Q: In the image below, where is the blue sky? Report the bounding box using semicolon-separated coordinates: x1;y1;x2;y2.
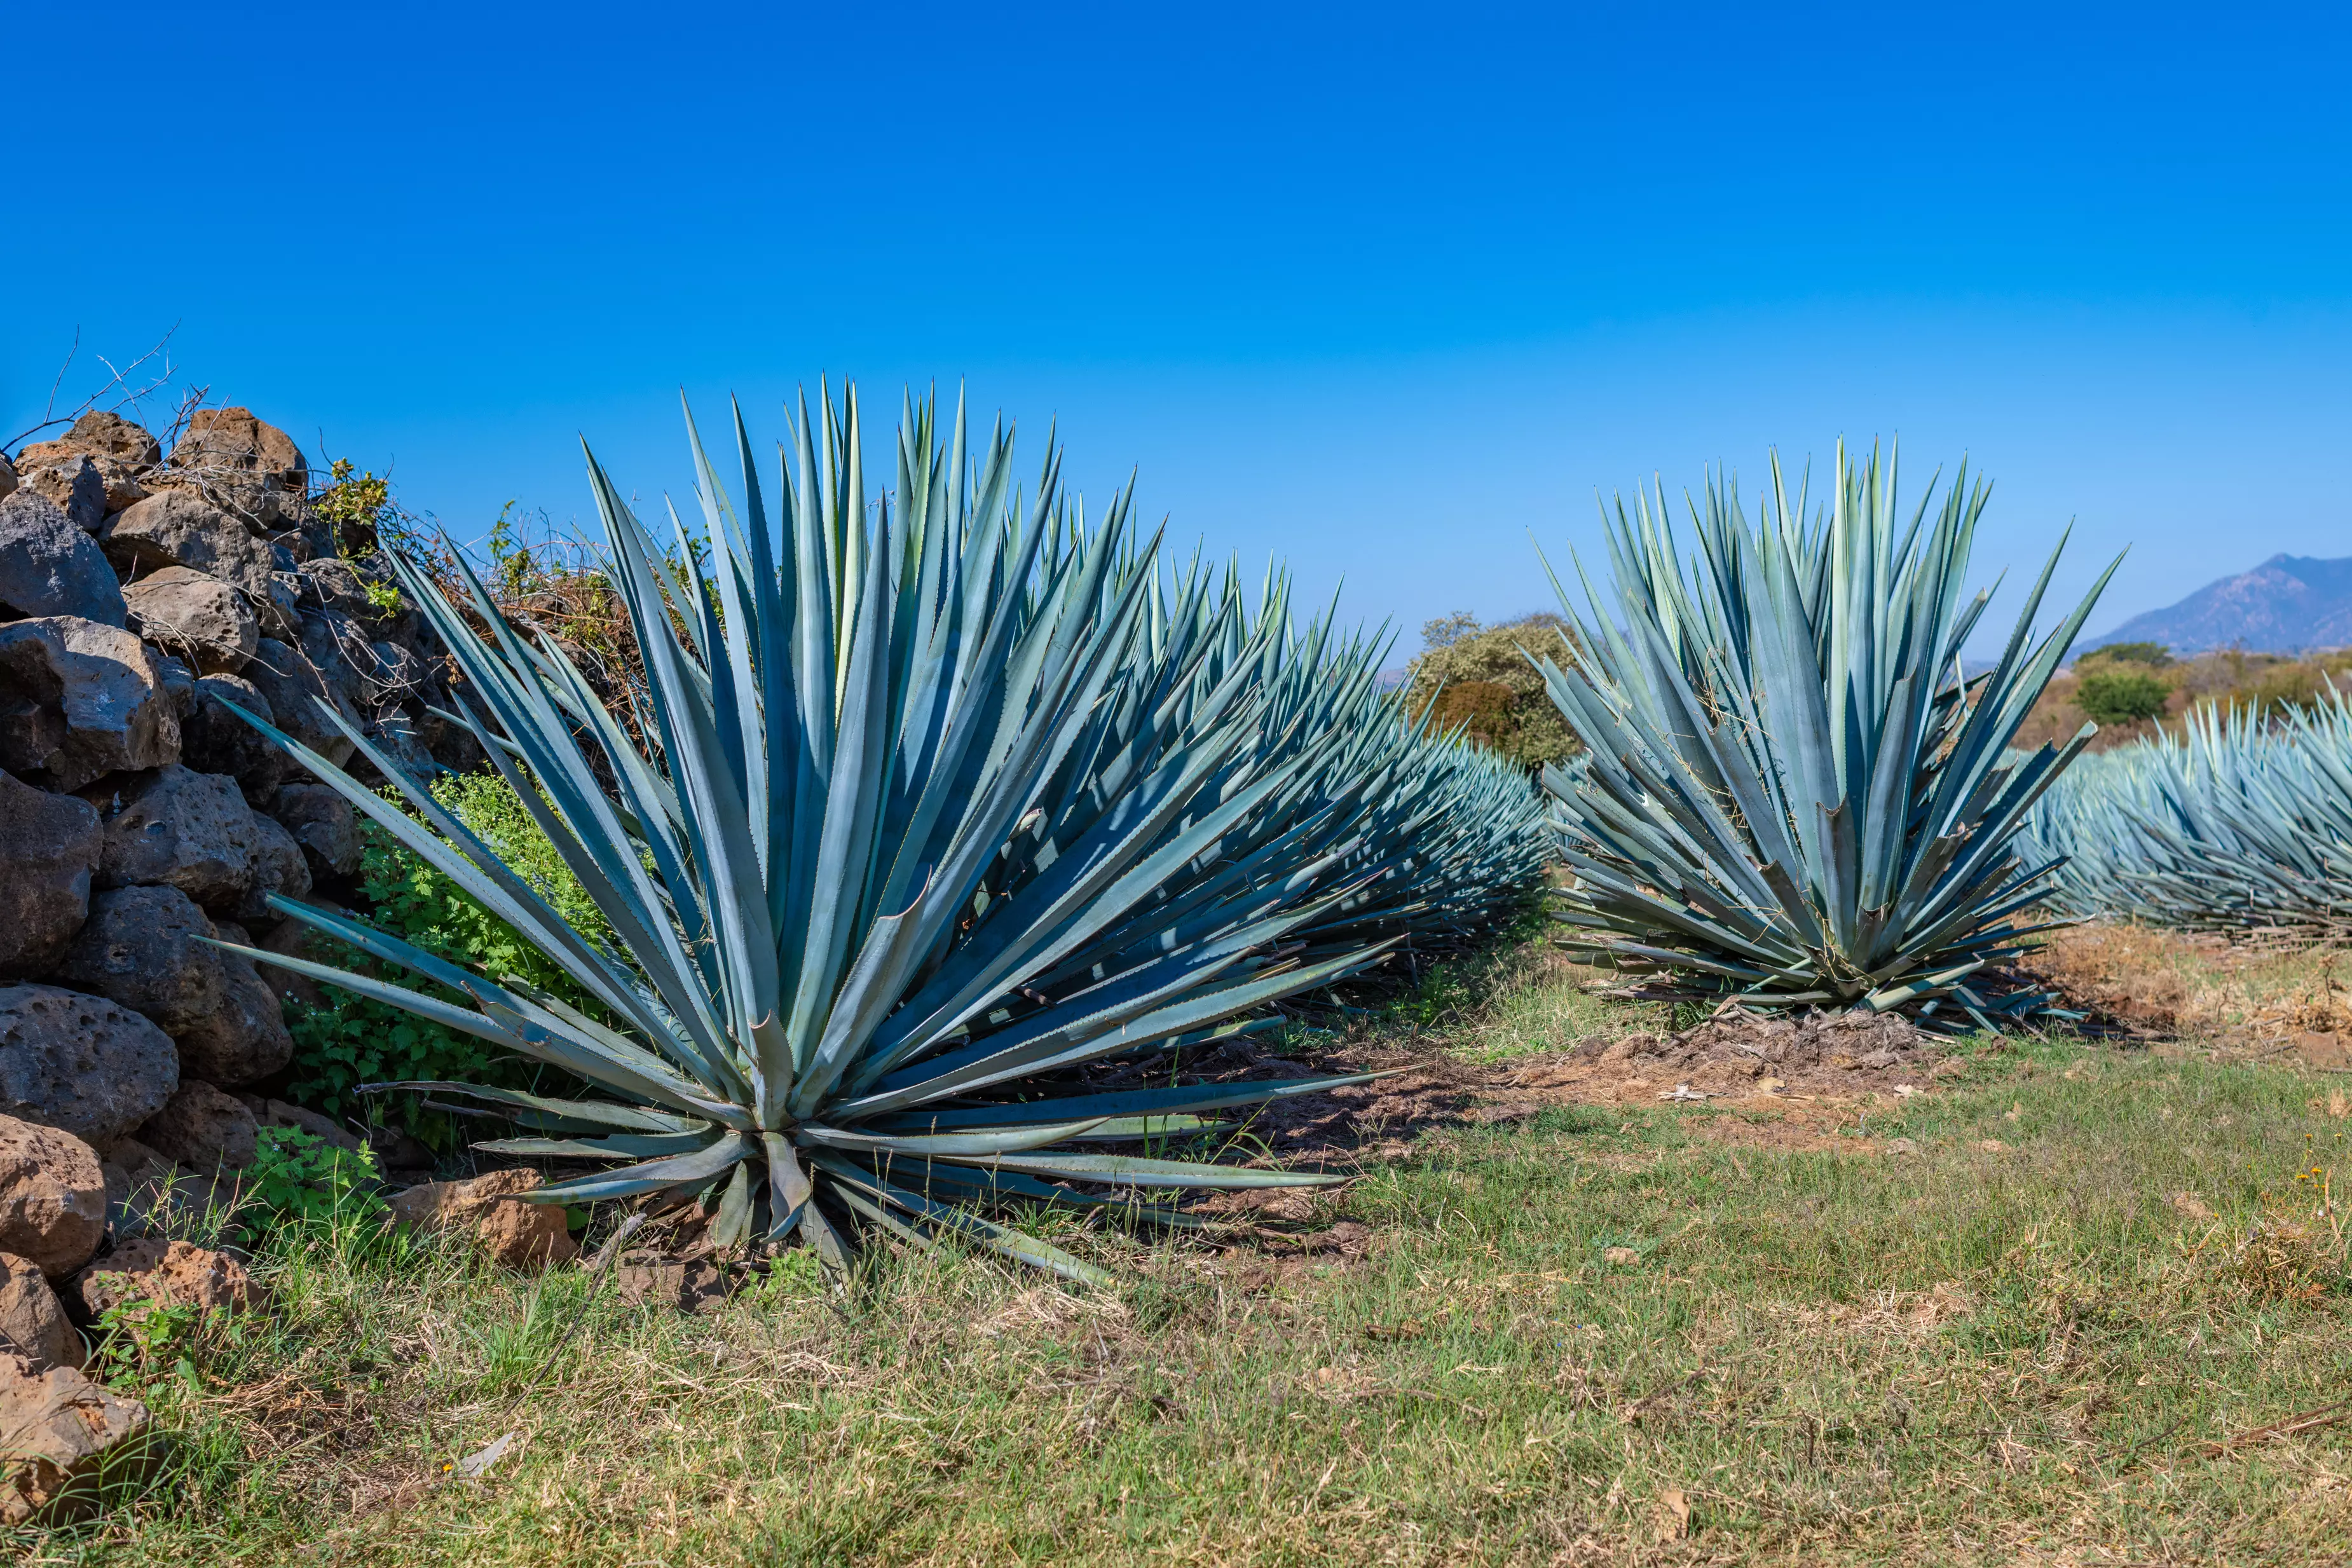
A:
9;2;2348;657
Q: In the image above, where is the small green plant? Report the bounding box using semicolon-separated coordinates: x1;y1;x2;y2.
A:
284;771;613;1139
315;456;398;552
240;1126;390;1236
362;578;404;617
2075;665;2171;726
89;1292;205;1386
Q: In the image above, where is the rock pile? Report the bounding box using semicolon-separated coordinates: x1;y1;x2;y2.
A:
0;406;499;1512
0;405;481;1197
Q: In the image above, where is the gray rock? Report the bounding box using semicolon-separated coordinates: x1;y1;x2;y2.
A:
297;610;372;715
418;704;486;774
0;491;126;627
98;491;285;636
0;770;100;981
53;887;222;1037
0;617;179;791
88;765;268;915
138;1081;257;1172
0;984;179;1147
121;566;258;676
165;409;307;534
240;638;358;767
177;674;291;803
271;782;360;880
294;557;374;620
188;922;294;1084
0;1116;105;1281
18;458;106;534
0;455;15;502
236;811;311;924
366;639;430;704
360;709;437;785
252;911;334;1012
150;654;196;718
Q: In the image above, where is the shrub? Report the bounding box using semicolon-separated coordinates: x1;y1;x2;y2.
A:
240;1126;390;1235
2075;666;2171;726
1404;614;1580;772
284;771;610;1138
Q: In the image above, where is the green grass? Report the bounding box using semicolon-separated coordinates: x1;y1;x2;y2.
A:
22;978;2352;1566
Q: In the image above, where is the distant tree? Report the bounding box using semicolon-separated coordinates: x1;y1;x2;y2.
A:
1421;610;1482;651
2075;666;2171;726
1403;613;1580;773
2086;640;2173;668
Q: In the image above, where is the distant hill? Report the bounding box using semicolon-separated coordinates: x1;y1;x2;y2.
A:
2078;554;2352;656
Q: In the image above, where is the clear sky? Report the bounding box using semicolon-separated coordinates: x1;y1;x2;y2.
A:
9;2;2348;658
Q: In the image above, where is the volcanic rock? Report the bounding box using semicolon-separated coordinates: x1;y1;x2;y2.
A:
0;1116;104;1279
0;985;178;1147
121;566;258;675
0;617;178;791
0;1349;156;1526
137;1081;257;1173
0;769;100;980
0;491;126;627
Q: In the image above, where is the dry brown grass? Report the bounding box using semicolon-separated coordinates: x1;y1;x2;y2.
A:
2027;922;2352;1068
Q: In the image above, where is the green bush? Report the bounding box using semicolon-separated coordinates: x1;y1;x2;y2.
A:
284;772;613;1142
2075;666;2171;726
241;1126;389;1234
1403;613;1580;773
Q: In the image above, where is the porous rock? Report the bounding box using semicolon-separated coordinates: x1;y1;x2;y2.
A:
0;1254;78;1370
0;617;178;790
89;764;275;914
0;985;178;1147
18;456;107;533
99;490;286;634
16;412;161;474
0;1115;104;1279
167;408;306;533
137;1081;258;1173
236;810;311;924
0;491;126;627
252;910;333;1011
270;782;360;880
0;768;101;980
240;637;358;767
121;566;258;675
66;1237;259;1323
53;887;292;1087
178;672;291;801
361;709;435;783
389;1169;578;1270
0;1350;156;1526
297;609;372;715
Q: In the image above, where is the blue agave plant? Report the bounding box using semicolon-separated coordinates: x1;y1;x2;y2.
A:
1533;442;2119;1030
219;387;1546;1279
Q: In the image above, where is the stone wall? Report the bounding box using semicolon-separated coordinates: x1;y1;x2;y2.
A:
0;406;477;1218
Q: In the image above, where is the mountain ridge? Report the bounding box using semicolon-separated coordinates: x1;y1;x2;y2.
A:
2077;553;2352;655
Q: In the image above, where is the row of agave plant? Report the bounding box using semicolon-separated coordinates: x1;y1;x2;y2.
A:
2021;688;2352;936
217;387;1550;1280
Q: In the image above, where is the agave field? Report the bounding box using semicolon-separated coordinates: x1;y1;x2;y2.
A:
40;414;2352;1567
224;388;1550;1279
2025;683;2352;937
